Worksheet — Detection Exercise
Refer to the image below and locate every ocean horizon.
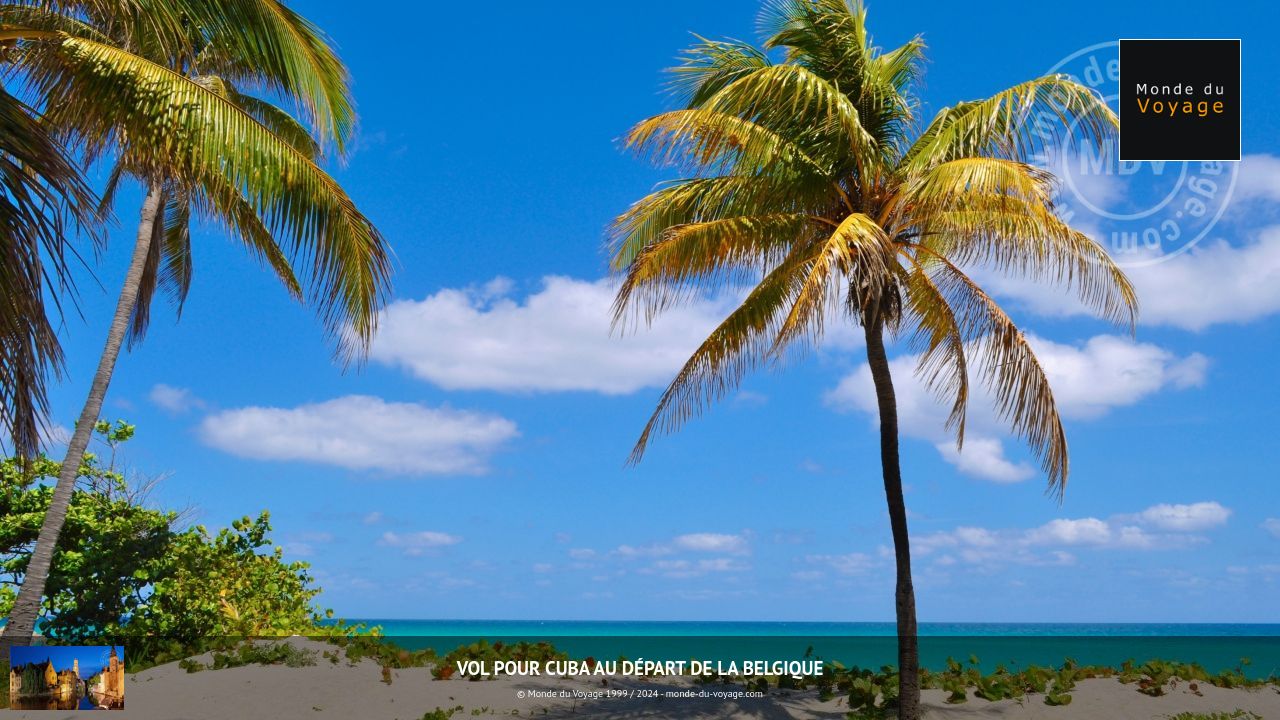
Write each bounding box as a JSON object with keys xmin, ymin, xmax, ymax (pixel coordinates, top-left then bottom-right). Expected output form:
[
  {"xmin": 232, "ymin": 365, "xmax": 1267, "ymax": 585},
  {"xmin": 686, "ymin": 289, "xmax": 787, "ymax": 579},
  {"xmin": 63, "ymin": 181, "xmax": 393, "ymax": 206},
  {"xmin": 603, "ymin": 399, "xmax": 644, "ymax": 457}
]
[
  {"xmin": 352, "ymin": 619, "xmax": 1280, "ymax": 637},
  {"xmin": 345, "ymin": 620, "xmax": 1280, "ymax": 677}
]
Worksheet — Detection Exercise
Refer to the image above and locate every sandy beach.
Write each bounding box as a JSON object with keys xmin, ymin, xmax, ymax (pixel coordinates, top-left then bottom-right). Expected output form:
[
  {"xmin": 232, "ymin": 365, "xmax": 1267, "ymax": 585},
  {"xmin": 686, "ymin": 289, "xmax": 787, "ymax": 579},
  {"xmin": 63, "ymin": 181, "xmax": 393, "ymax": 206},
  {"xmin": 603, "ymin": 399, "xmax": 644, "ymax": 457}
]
[{"xmin": 4, "ymin": 640, "xmax": 1277, "ymax": 720}]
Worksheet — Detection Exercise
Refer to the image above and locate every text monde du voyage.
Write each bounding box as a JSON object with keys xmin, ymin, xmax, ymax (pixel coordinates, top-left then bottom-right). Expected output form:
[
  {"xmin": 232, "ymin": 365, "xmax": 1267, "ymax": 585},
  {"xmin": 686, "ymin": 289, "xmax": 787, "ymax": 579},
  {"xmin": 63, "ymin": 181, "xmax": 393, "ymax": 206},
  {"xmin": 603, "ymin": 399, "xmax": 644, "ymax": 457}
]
[{"xmin": 1133, "ymin": 82, "xmax": 1229, "ymax": 118}]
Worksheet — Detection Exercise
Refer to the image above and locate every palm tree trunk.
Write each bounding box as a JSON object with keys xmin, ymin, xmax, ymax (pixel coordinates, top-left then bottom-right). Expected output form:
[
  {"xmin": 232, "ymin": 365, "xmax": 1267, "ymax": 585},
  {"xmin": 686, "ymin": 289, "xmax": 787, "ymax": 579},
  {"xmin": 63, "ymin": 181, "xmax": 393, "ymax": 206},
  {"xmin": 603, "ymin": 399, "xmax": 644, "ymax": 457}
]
[
  {"xmin": 864, "ymin": 316, "xmax": 920, "ymax": 720},
  {"xmin": 0, "ymin": 184, "xmax": 164, "ymax": 648}
]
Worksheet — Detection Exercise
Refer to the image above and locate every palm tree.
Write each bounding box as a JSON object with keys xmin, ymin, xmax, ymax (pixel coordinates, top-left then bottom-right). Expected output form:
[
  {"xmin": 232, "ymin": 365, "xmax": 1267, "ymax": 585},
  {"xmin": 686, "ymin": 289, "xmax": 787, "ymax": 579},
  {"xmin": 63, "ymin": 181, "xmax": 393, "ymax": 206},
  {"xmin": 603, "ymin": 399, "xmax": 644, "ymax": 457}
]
[
  {"xmin": 609, "ymin": 1, "xmax": 1137, "ymax": 716},
  {"xmin": 0, "ymin": 0, "xmax": 390, "ymax": 646},
  {"xmin": 0, "ymin": 88, "xmax": 98, "ymax": 460}
]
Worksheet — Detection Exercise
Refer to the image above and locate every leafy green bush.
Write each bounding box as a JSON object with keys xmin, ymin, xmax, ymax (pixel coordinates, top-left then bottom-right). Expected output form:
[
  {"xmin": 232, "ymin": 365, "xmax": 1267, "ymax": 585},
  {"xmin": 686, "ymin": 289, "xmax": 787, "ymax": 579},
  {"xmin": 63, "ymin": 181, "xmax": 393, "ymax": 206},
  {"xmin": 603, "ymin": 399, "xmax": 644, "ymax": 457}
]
[
  {"xmin": 0, "ymin": 422, "xmax": 364, "ymax": 669},
  {"xmin": 177, "ymin": 641, "xmax": 319, "ymax": 673}
]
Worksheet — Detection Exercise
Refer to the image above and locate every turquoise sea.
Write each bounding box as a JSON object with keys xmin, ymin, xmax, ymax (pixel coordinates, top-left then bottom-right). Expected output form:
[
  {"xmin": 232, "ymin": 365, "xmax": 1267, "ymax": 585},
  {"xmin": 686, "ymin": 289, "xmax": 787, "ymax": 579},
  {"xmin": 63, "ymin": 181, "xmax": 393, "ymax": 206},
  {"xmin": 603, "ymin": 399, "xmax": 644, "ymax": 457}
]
[{"xmin": 352, "ymin": 620, "xmax": 1280, "ymax": 678}]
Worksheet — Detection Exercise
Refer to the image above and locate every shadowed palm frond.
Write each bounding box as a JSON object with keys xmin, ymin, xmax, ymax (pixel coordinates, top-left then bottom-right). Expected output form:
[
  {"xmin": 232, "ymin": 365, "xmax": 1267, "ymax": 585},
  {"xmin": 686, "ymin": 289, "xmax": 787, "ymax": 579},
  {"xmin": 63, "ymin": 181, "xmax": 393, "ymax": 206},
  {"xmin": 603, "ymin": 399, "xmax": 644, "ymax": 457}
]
[
  {"xmin": 899, "ymin": 257, "xmax": 969, "ymax": 446},
  {"xmin": 913, "ymin": 247, "xmax": 1069, "ymax": 495},
  {"xmin": 0, "ymin": 88, "xmax": 98, "ymax": 455},
  {"xmin": 626, "ymin": 245, "xmax": 819, "ymax": 463}
]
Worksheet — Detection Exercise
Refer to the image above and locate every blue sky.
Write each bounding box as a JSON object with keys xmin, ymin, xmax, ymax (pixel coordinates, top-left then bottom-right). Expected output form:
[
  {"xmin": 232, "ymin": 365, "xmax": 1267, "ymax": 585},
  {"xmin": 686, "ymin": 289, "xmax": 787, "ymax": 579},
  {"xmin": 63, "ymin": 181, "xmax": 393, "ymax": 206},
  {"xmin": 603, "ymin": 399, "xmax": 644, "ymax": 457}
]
[{"xmin": 40, "ymin": 0, "xmax": 1280, "ymax": 623}]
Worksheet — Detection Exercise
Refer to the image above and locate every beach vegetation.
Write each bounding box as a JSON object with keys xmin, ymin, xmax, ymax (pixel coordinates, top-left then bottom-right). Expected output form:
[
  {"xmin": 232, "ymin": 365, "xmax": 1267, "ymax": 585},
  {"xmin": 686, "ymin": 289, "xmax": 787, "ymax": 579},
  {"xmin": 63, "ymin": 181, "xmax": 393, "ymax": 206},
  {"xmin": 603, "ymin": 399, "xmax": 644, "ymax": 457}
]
[
  {"xmin": 1167, "ymin": 707, "xmax": 1264, "ymax": 712},
  {"xmin": 608, "ymin": 2, "xmax": 1135, "ymax": 717},
  {"xmin": 421, "ymin": 707, "xmax": 464, "ymax": 720},
  {"xmin": 177, "ymin": 641, "xmax": 319, "ymax": 673},
  {"xmin": 684, "ymin": 650, "xmax": 1277, "ymax": 716},
  {"xmin": 0, "ymin": 422, "xmax": 359, "ymax": 670}
]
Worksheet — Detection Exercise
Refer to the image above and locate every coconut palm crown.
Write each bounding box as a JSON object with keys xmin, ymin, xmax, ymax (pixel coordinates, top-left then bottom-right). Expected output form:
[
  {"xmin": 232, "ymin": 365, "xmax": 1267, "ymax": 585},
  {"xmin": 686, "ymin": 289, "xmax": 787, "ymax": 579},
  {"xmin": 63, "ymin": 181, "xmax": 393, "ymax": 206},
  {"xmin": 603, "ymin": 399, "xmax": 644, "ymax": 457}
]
[{"xmin": 609, "ymin": 1, "xmax": 1138, "ymax": 717}]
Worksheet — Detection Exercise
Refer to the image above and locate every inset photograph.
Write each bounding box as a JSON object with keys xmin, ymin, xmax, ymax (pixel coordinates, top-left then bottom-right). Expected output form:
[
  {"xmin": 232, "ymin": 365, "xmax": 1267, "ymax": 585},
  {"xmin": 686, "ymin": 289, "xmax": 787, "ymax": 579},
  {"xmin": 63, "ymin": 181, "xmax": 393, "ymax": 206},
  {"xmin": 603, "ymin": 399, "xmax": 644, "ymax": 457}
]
[{"xmin": 7, "ymin": 646, "xmax": 124, "ymax": 710}]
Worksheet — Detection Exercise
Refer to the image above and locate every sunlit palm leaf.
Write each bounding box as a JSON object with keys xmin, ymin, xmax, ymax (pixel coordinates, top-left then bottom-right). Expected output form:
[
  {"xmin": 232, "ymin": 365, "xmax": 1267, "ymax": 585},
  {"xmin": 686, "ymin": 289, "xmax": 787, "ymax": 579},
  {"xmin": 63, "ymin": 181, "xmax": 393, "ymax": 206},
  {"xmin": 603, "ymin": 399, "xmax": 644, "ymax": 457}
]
[
  {"xmin": 613, "ymin": 213, "xmax": 829, "ymax": 324},
  {"xmin": 29, "ymin": 34, "xmax": 388, "ymax": 356},
  {"xmin": 901, "ymin": 75, "xmax": 1117, "ymax": 170}
]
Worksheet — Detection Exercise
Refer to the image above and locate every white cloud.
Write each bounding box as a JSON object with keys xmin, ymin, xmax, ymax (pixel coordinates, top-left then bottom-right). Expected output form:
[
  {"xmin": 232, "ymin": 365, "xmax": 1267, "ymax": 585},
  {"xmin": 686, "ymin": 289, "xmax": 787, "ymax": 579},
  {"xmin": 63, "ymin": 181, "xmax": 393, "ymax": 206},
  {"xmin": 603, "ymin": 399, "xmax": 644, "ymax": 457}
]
[
  {"xmin": 614, "ymin": 543, "xmax": 672, "ymax": 558},
  {"xmin": 935, "ymin": 438, "xmax": 1033, "ymax": 483},
  {"xmin": 380, "ymin": 530, "xmax": 461, "ymax": 555},
  {"xmin": 914, "ymin": 501, "xmax": 1225, "ymax": 568},
  {"xmin": 362, "ymin": 511, "xmax": 384, "ymax": 525},
  {"xmin": 369, "ymin": 276, "xmax": 737, "ymax": 394},
  {"xmin": 806, "ymin": 552, "xmax": 878, "ymax": 576},
  {"xmin": 149, "ymin": 384, "xmax": 204, "ymax": 414},
  {"xmin": 615, "ymin": 532, "xmax": 750, "ymax": 559},
  {"xmin": 672, "ymin": 533, "xmax": 749, "ymax": 555},
  {"xmin": 1233, "ymin": 153, "xmax": 1280, "ymax": 203},
  {"xmin": 199, "ymin": 395, "xmax": 518, "ymax": 475},
  {"xmin": 1026, "ymin": 518, "xmax": 1116, "ymax": 546},
  {"xmin": 645, "ymin": 558, "xmax": 749, "ymax": 578},
  {"xmin": 371, "ymin": 276, "xmax": 858, "ymax": 395},
  {"xmin": 981, "ymin": 229, "xmax": 1280, "ymax": 332},
  {"xmin": 1129, "ymin": 502, "xmax": 1232, "ymax": 531},
  {"xmin": 825, "ymin": 334, "xmax": 1206, "ymax": 482},
  {"xmin": 1263, "ymin": 518, "xmax": 1280, "ymax": 539}
]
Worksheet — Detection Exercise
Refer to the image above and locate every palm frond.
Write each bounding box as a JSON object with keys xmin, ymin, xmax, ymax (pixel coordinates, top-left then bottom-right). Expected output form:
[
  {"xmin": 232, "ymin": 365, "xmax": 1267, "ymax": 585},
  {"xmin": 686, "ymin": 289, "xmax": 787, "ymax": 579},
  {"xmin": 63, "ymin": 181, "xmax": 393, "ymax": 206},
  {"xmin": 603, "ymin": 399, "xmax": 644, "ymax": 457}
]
[
  {"xmin": 181, "ymin": 0, "xmax": 355, "ymax": 152},
  {"xmin": 29, "ymin": 34, "xmax": 387, "ymax": 356},
  {"xmin": 772, "ymin": 211, "xmax": 891, "ymax": 350},
  {"xmin": 196, "ymin": 75, "xmax": 322, "ymax": 159},
  {"xmin": 668, "ymin": 35, "xmax": 772, "ymax": 108},
  {"xmin": 899, "ymin": 255, "xmax": 968, "ymax": 446},
  {"xmin": 624, "ymin": 108, "xmax": 831, "ymax": 178},
  {"xmin": 916, "ymin": 247, "xmax": 1068, "ymax": 495},
  {"xmin": 701, "ymin": 62, "xmax": 881, "ymax": 177},
  {"xmin": 609, "ymin": 173, "xmax": 839, "ymax": 270},
  {"xmin": 627, "ymin": 244, "xmax": 816, "ymax": 463},
  {"xmin": 900, "ymin": 75, "xmax": 1117, "ymax": 170},
  {"xmin": 900, "ymin": 157, "xmax": 1138, "ymax": 330},
  {"xmin": 127, "ymin": 182, "xmax": 194, "ymax": 346},
  {"xmin": 0, "ymin": 88, "xmax": 97, "ymax": 455},
  {"xmin": 613, "ymin": 213, "xmax": 829, "ymax": 325}
]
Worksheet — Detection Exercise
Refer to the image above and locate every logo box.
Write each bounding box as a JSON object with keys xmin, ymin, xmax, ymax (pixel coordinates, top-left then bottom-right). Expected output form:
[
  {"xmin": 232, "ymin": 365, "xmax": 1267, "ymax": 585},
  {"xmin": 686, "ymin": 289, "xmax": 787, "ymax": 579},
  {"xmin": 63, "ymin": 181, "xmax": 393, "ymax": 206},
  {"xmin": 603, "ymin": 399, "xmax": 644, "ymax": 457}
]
[{"xmin": 1119, "ymin": 39, "xmax": 1241, "ymax": 161}]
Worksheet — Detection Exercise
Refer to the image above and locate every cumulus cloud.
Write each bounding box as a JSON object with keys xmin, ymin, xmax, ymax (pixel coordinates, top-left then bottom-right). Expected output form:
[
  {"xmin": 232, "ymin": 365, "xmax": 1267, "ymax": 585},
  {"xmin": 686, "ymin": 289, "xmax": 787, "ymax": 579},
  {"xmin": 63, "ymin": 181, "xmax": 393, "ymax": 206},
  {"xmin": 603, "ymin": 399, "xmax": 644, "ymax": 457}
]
[
  {"xmin": 369, "ymin": 276, "xmax": 737, "ymax": 394},
  {"xmin": 1263, "ymin": 518, "xmax": 1280, "ymax": 539},
  {"xmin": 914, "ymin": 501, "xmax": 1227, "ymax": 568},
  {"xmin": 1128, "ymin": 502, "xmax": 1232, "ymax": 531},
  {"xmin": 825, "ymin": 334, "xmax": 1207, "ymax": 482},
  {"xmin": 199, "ymin": 395, "xmax": 518, "ymax": 475},
  {"xmin": 149, "ymin": 384, "xmax": 205, "ymax": 414},
  {"xmin": 806, "ymin": 552, "xmax": 878, "ymax": 576},
  {"xmin": 615, "ymin": 532, "xmax": 750, "ymax": 558},
  {"xmin": 603, "ymin": 532, "xmax": 754, "ymax": 577},
  {"xmin": 370, "ymin": 276, "xmax": 858, "ymax": 395},
  {"xmin": 644, "ymin": 558, "xmax": 750, "ymax": 578},
  {"xmin": 380, "ymin": 531, "xmax": 462, "ymax": 555},
  {"xmin": 1233, "ymin": 153, "xmax": 1280, "ymax": 203},
  {"xmin": 980, "ymin": 229, "xmax": 1280, "ymax": 332},
  {"xmin": 672, "ymin": 533, "xmax": 749, "ymax": 555}
]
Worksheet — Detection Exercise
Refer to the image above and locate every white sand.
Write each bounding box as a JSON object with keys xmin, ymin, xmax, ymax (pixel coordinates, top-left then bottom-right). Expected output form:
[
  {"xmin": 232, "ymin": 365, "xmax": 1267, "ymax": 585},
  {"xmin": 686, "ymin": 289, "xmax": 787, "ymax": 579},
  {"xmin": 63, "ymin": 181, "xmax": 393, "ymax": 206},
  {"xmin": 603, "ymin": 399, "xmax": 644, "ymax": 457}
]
[{"xmin": 4, "ymin": 639, "xmax": 1277, "ymax": 719}]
